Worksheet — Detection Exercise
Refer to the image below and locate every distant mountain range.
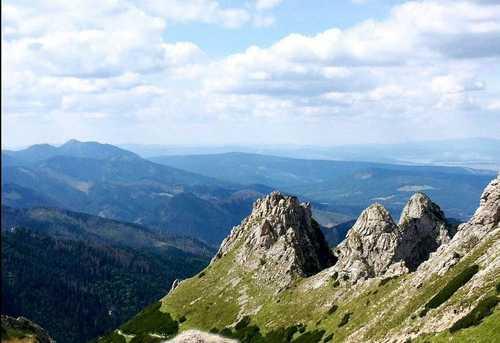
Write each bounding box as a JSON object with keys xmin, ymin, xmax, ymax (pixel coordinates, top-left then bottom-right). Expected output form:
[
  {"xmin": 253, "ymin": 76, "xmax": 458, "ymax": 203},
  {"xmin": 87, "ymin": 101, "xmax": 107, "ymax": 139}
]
[
  {"xmin": 2, "ymin": 140, "xmax": 271, "ymax": 245},
  {"xmin": 151, "ymin": 152, "xmax": 496, "ymax": 220},
  {"xmin": 122, "ymin": 138, "xmax": 500, "ymax": 170}
]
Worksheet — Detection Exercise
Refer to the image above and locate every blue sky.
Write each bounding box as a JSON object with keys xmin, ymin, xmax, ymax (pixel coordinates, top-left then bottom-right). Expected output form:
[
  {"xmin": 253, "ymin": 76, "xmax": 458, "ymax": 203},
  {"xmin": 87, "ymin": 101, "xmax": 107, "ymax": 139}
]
[
  {"xmin": 2, "ymin": 0, "xmax": 500, "ymax": 148},
  {"xmin": 165, "ymin": 1, "xmax": 405, "ymax": 56}
]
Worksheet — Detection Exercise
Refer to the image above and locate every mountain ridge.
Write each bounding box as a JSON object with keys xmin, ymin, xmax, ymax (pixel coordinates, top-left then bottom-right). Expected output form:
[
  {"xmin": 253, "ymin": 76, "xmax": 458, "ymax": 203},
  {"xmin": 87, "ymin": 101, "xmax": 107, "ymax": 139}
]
[
  {"xmin": 98, "ymin": 174, "xmax": 500, "ymax": 343},
  {"xmin": 2, "ymin": 141, "xmax": 274, "ymax": 245},
  {"xmin": 150, "ymin": 151, "xmax": 496, "ymax": 220}
]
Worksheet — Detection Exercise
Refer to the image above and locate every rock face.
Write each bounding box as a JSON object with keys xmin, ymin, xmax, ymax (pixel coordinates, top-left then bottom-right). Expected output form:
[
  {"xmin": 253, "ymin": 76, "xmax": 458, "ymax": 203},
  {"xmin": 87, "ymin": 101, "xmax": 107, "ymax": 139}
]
[
  {"xmin": 167, "ymin": 330, "xmax": 237, "ymax": 343},
  {"xmin": 1, "ymin": 315, "xmax": 54, "ymax": 343},
  {"xmin": 213, "ymin": 191, "xmax": 336, "ymax": 289},
  {"xmin": 414, "ymin": 174, "xmax": 500, "ymax": 278},
  {"xmin": 467, "ymin": 174, "xmax": 500, "ymax": 227},
  {"xmin": 333, "ymin": 193, "xmax": 454, "ymax": 282},
  {"xmin": 101, "ymin": 176, "xmax": 500, "ymax": 343},
  {"xmin": 333, "ymin": 204, "xmax": 403, "ymax": 281},
  {"xmin": 396, "ymin": 192, "xmax": 453, "ymax": 270}
]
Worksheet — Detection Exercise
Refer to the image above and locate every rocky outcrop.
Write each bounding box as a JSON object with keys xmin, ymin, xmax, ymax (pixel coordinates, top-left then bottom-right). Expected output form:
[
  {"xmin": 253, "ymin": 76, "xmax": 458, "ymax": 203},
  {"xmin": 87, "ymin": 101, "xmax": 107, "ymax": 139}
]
[
  {"xmin": 213, "ymin": 191, "xmax": 336, "ymax": 289},
  {"xmin": 333, "ymin": 204, "xmax": 404, "ymax": 282},
  {"xmin": 333, "ymin": 193, "xmax": 454, "ymax": 282},
  {"xmin": 414, "ymin": 174, "xmax": 499, "ymax": 279},
  {"xmin": 1, "ymin": 315, "xmax": 54, "ymax": 343},
  {"xmin": 167, "ymin": 330, "xmax": 237, "ymax": 343},
  {"xmin": 168, "ymin": 279, "xmax": 182, "ymax": 295},
  {"xmin": 105, "ymin": 176, "xmax": 500, "ymax": 343},
  {"xmin": 396, "ymin": 192, "xmax": 453, "ymax": 270}
]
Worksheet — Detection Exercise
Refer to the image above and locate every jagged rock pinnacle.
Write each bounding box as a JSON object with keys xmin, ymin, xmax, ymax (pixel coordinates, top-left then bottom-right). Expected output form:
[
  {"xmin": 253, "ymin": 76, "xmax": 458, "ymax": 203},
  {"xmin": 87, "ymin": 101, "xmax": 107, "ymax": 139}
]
[
  {"xmin": 332, "ymin": 192, "xmax": 455, "ymax": 282},
  {"xmin": 396, "ymin": 192, "xmax": 452, "ymax": 270},
  {"xmin": 333, "ymin": 203, "xmax": 403, "ymax": 282},
  {"xmin": 412, "ymin": 174, "xmax": 499, "ymax": 282},
  {"xmin": 469, "ymin": 174, "xmax": 500, "ymax": 227},
  {"xmin": 398, "ymin": 192, "xmax": 445, "ymax": 225},
  {"xmin": 213, "ymin": 191, "xmax": 335, "ymax": 289}
]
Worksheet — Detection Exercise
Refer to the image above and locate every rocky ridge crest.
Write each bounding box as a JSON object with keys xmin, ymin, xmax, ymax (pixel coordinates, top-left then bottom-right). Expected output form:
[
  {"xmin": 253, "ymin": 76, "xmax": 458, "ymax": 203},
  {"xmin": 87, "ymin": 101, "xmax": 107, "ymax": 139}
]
[
  {"xmin": 213, "ymin": 191, "xmax": 335, "ymax": 289},
  {"xmin": 332, "ymin": 192, "xmax": 453, "ymax": 282},
  {"xmin": 413, "ymin": 174, "xmax": 499, "ymax": 280}
]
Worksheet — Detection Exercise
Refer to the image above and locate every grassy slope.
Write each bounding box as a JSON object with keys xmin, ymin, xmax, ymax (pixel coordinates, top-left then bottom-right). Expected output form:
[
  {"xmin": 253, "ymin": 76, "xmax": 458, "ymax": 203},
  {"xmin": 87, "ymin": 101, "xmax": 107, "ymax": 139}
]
[{"xmin": 99, "ymin": 230, "xmax": 499, "ymax": 342}]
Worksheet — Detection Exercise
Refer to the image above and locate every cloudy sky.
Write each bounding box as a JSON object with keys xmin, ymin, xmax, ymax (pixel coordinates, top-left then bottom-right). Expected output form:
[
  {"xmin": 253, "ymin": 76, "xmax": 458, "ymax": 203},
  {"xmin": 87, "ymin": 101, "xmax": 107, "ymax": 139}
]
[{"xmin": 2, "ymin": 0, "xmax": 500, "ymax": 148}]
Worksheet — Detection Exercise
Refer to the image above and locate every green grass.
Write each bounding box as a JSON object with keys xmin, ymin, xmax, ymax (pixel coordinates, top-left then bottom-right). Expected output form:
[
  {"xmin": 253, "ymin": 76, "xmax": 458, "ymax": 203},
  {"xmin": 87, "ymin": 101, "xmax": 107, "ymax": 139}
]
[
  {"xmin": 359, "ymin": 232, "xmax": 498, "ymax": 341},
  {"xmin": 337, "ymin": 312, "xmax": 351, "ymax": 327},
  {"xmin": 129, "ymin": 334, "xmax": 162, "ymax": 343},
  {"xmin": 415, "ymin": 307, "xmax": 500, "ymax": 343},
  {"xmin": 101, "ymin": 224, "xmax": 499, "ymax": 343},
  {"xmin": 120, "ymin": 301, "xmax": 178, "ymax": 337},
  {"xmin": 423, "ymin": 264, "xmax": 479, "ymax": 312},
  {"xmin": 96, "ymin": 331, "xmax": 127, "ymax": 343},
  {"xmin": 449, "ymin": 295, "xmax": 499, "ymax": 332},
  {"xmin": 1, "ymin": 327, "xmax": 30, "ymax": 340}
]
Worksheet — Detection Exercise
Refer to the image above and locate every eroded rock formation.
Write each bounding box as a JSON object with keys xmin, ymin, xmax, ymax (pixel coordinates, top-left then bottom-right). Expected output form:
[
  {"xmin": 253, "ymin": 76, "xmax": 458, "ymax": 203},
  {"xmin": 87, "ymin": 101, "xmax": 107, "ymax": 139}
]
[{"xmin": 213, "ymin": 191, "xmax": 336, "ymax": 289}]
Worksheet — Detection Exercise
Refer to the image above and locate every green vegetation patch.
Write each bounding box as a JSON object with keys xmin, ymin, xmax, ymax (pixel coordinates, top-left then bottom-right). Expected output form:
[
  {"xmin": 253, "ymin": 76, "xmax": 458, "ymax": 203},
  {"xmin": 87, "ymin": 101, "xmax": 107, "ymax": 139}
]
[
  {"xmin": 120, "ymin": 301, "xmax": 178, "ymax": 337},
  {"xmin": 218, "ymin": 321, "xmax": 326, "ymax": 343},
  {"xmin": 338, "ymin": 312, "xmax": 352, "ymax": 327},
  {"xmin": 96, "ymin": 331, "xmax": 127, "ymax": 343},
  {"xmin": 129, "ymin": 334, "xmax": 162, "ymax": 343},
  {"xmin": 424, "ymin": 264, "xmax": 479, "ymax": 311},
  {"xmin": 414, "ymin": 307, "xmax": 500, "ymax": 343},
  {"xmin": 327, "ymin": 304, "xmax": 338, "ymax": 315},
  {"xmin": 449, "ymin": 296, "xmax": 499, "ymax": 332},
  {"xmin": 1, "ymin": 327, "xmax": 30, "ymax": 340}
]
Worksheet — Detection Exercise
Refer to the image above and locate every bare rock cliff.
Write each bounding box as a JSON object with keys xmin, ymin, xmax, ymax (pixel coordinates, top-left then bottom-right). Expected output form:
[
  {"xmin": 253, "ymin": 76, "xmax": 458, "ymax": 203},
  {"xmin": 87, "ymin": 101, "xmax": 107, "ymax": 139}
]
[
  {"xmin": 332, "ymin": 192, "xmax": 455, "ymax": 282},
  {"xmin": 212, "ymin": 191, "xmax": 336, "ymax": 289}
]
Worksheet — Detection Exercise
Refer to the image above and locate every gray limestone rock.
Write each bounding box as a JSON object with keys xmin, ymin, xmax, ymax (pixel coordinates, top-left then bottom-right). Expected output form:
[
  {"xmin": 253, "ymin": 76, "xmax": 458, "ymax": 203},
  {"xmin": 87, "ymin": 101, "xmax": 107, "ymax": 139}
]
[
  {"xmin": 212, "ymin": 191, "xmax": 336, "ymax": 289},
  {"xmin": 333, "ymin": 192, "xmax": 455, "ymax": 282}
]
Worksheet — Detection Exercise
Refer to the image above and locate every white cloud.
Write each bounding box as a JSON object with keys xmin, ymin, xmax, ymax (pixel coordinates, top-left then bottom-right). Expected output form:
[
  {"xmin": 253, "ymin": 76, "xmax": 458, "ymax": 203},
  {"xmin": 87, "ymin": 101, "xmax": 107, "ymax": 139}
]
[
  {"xmin": 255, "ymin": 0, "xmax": 284, "ymax": 10},
  {"xmin": 2, "ymin": 0, "xmax": 500, "ymax": 147},
  {"xmin": 139, "ymin": 0, "xmax": 251, "ymax": 28}
]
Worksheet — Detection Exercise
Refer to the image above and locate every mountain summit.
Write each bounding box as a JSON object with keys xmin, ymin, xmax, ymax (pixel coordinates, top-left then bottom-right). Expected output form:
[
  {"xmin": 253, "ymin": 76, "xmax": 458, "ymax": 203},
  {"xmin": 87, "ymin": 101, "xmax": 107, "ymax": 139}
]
[
  {"xmin": 397, "ymin": 192, "xmax": 453, "ymax": 270},
  {"xmin": 333, "ymin": 192, "xmax": 454, "ymax": 282},
  {"xmin": 213, "ymin": 191, "xmax": 335, "ymax": 289},
  {"xmin": 333, "ymin": 203, "xmax": 403, "ymax": 282}
]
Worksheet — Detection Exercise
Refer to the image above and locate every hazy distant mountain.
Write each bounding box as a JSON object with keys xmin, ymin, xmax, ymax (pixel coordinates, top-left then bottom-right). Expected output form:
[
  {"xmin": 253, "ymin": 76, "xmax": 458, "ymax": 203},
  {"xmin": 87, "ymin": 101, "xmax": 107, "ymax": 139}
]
[
  {"xmin": 1, "ymin": 141, "xmax": 271, "ymax": 245},
  {"xmin": 1, "ymin": 206, "xmax": 213, "ymax": 257},
  {"xmin": 3, "ymin": 139, "xmax": 140, "ymax": 165},
  {"xmin": 2, "ymin": 183, "xmax": 60, "ymax": 209},
  {"xmin": 126, "ymin": 138, "xmax": 500, "ymax": 170},
  {"xmin": 151, "ymin": 152, "xmax": 496, "ymax": 219}
]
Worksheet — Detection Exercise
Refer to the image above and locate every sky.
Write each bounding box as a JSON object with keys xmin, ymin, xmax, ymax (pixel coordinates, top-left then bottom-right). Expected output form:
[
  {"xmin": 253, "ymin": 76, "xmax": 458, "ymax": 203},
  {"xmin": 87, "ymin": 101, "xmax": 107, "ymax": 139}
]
[{"xmin": 2, "ymin": 0, "xmax": 500, "ymax": 148}]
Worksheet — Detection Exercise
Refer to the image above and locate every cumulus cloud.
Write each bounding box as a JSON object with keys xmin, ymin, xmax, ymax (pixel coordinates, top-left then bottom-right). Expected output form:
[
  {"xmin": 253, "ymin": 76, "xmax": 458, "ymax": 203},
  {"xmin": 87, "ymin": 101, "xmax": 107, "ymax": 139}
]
[
  {"xmin": 138, "ymin": 0, "xmax": 251, "ymax": 28},
  {"xmin": 2, "ymin": 0, "xmax": 500, "ymax": 147},
  {"xmin": 255, "ymin": 0, "xmax": 284, "ymax": 10}
]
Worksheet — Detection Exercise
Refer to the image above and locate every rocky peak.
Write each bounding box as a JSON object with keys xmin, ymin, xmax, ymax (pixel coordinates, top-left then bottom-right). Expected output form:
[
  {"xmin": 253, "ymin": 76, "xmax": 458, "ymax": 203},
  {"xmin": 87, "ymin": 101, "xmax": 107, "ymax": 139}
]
[
  {"xmin": 469, "ymin": 174, "xmax": 500, "ymax": 227},
  {"xmin": 333, "ymin": 204, "xmax": 403, "ymax": 282},
  {"xmin": 333, "ymin": 193, "xmax": 454, "ymax": 282},
  {"xmin": 213, "ymin": 191, "xmax": 335, "ymax": 289},
  {"xmin": 353, "ymin": 203, "xmax": 398, "ymax": 235},
  {"xmin": 396, "ymin": 192, "xmax": 453, "ymax": 270},
  {"xmin": 398, "ymin": 192, "xmax": 445, "ymax": 225},
  {"xmin": 412, "ymin": 175, "xmax": 499, "ymax": 282}
]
